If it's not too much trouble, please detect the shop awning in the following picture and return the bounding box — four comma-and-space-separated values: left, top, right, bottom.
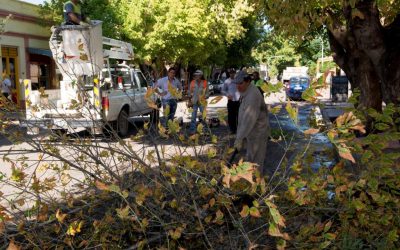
28, 48, 53, 58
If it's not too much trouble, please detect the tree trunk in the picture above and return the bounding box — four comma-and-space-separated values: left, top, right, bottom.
326, 0, 400, 129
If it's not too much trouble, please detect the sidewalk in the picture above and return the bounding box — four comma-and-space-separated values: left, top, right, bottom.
315, 85, 400, 151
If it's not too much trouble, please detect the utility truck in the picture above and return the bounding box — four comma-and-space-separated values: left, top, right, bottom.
23, 21, 158, 136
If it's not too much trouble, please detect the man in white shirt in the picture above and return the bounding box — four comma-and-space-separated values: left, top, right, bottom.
154, 67, 182, 126
1, 73, 12, 100
222, 69, 240, 134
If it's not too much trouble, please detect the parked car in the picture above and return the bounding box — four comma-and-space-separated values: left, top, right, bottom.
285, 76, 310, 100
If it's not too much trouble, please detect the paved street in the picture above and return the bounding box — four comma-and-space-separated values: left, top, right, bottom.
0, 89, 336, 211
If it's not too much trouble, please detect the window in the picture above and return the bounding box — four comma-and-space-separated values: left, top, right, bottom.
103, 68, 132, 89
30, 63, 50, 90
135, 71, 148, 88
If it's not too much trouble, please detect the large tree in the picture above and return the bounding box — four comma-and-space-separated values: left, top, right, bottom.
40, 0, 254, 69
253, 32, 298, 78
264, 0, 400, 112
118, 0, 253, 68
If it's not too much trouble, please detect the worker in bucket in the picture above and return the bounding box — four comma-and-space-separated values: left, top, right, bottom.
64, 0, 90, 26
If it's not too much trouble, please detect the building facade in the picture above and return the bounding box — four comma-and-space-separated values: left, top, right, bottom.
0, 0, 57, 106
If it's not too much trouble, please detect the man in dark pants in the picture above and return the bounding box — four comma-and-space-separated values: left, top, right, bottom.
222, 69, 240, 134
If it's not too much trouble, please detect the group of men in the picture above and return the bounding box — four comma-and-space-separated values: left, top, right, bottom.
62, 1, 270, 174
154, 68, 208, 135
154, 67, 270, 174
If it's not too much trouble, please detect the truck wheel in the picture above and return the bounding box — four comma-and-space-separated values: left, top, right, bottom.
117, 109, 129, 137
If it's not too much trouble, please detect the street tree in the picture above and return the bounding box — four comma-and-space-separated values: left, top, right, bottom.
253, 32, 298, 78
39, 0, 123, 38
117, 0, 253, 68
264, 0, 400, 113
40, 0, 255, 75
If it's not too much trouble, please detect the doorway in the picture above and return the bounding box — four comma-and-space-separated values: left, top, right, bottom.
1, 46, 19, 104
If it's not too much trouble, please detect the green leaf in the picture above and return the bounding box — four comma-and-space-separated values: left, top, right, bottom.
361, 150, 373, 164
352, 198, 366, 211
285, 102, 298, 124
116, 206, 130, 220
319, 241, 332, 249
268, 222, 283, 237
368, 178, 379, 191
108, 184, 121, 194
267, 204, 285, 227
301, 87, 316, 102
375, 123, 390, 131
270, 105, 282, 115
387, 229, 399, 242
249, 207, 261, 217
324, 232, 337, 240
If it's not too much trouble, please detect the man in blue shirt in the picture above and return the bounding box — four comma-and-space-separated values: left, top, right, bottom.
63, 0, 90, 26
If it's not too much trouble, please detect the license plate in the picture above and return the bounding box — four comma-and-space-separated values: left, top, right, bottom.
294, 85, 302, 90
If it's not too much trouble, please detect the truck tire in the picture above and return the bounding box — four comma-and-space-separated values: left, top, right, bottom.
117, 109, 129, 137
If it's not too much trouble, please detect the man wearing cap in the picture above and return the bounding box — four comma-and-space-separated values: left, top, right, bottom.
233, 71, 270, 174
155, 67, 182, 126
188, 70, 208, 134
222, 69, 240, 134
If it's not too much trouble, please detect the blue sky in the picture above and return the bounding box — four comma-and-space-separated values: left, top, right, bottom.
20, 0, 46, 5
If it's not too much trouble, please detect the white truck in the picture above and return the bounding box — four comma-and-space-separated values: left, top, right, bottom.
282, 66, 309, 83
23, 21, 158, 136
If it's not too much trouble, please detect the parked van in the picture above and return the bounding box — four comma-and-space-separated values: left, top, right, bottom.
285, 76, 310, 100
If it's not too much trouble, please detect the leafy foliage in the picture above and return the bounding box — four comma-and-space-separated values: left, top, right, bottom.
40, 0, 255, 67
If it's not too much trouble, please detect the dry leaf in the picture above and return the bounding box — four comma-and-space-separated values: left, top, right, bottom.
56, 209, 67, 223
249, 207, 261, 218
0, 222, 5, 235
209, 96, 223, 104
338, 143, 355, 163
240, 205, 249, 218
7, 240, 21, 250
304, 128, 320, 135
95, 181, 108, 191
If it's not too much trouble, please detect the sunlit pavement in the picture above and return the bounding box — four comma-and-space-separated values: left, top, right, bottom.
0, 89, 339, 210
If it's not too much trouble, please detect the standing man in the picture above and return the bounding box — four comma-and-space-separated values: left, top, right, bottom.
233, 71, 270, 175
155, 67, 182, 126
64, 0, 90, 26
188, 70, 208, 134
222, 69, 240, 134
1, 73, 12, 100
252, 71, 265, 96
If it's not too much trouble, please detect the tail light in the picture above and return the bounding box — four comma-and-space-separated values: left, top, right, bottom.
117, 76, 123, 89
102, 96, 109, 112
